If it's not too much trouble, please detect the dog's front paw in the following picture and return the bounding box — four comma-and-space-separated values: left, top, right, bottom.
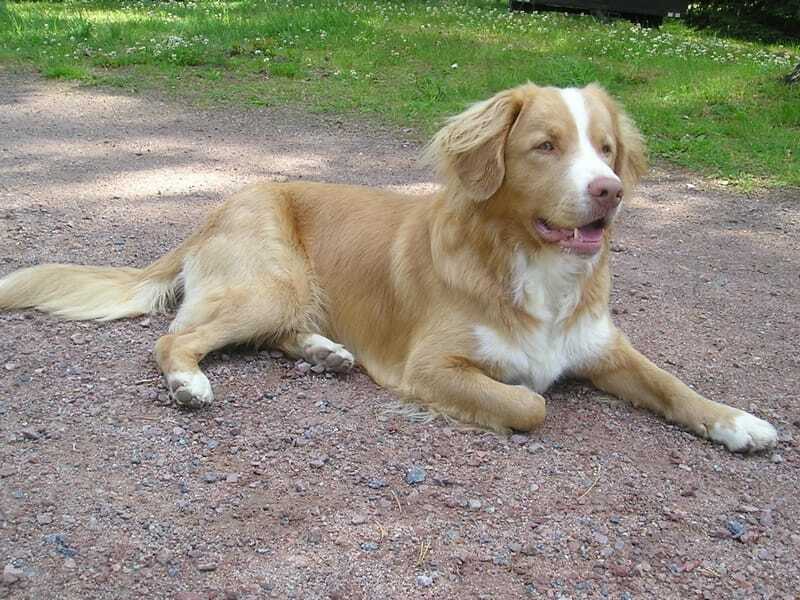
709, 410, 777, 453
167, 371, 214, 409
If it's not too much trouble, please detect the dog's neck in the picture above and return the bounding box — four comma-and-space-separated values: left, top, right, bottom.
428, 191, 610, 328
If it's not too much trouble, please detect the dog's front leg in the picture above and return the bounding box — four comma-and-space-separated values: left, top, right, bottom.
408, 356, 546, 432
582, 330, 777, 453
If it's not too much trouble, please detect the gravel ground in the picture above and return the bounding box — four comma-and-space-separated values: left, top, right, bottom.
1, 71, 798, 600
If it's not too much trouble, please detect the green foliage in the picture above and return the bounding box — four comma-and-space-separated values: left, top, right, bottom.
0, 0, 798, 188
687, 1, 800, 42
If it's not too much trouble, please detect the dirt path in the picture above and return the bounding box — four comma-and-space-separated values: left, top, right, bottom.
1, 71, 798, 600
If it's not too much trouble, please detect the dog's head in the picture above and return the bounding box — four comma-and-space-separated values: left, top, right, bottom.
426, 83, 647, 257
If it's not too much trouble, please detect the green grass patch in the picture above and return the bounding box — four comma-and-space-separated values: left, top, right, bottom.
1, 0, 798, 189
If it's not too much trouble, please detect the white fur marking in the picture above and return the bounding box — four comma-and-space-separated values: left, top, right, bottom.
709, 411, 778, 453
167, 370, 214, 407
560, 88, 619, 199
474, 252, 612, 393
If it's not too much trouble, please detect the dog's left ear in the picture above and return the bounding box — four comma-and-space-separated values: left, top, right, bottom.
424, 88, 524, 201
614, 110, 648, 193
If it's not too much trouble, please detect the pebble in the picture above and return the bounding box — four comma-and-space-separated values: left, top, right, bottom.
510, 434, 529, 446
156, 549, 173, 565
3, 564, 24, 585
770, 453, 783, 464
351, 514, 368, 525
726, 519, 746, 538
416, 574, 433, 588
366, 478, 387, 489
63, 557, 77, 569
468, 498, 482, 510
173, 426, 186, 437
4, 362, 17, 371
309, 454, 328, 468
36, 512, 53, 525
203, 472, 221, 483
295, 361, 311, 375
526, 443, 545, 454
21, 427, 41, 441
360, 542, 379, 552
196, 562, 218, 572
70, 333, 86, 345
405, 465, 426, 485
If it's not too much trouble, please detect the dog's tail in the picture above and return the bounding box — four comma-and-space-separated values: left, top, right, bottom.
0, 246, 186, 321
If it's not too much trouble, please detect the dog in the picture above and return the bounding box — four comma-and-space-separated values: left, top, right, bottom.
0, 82, 777, 453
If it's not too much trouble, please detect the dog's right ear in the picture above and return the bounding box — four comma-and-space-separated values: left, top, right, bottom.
424, 89, 524, 201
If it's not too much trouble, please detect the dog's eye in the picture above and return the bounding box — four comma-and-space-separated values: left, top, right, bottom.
537, 141, 555, 152
602, 144, 613, 155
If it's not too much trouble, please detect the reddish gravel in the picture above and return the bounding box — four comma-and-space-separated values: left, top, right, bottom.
1, 70, 798, 600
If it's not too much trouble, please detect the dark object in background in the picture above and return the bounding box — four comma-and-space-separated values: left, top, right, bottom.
508, 0, 688, 27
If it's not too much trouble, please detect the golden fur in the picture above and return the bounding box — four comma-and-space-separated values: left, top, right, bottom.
0, 83, 777, 452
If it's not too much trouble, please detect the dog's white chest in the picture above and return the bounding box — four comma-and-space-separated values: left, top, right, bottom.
473, 253, 613, 393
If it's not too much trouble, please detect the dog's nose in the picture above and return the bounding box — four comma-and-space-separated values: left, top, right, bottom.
588, 177, 623, 209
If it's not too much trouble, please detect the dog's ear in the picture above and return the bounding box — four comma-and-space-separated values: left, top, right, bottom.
614, 110, 648, 194
424, 89, 524, 201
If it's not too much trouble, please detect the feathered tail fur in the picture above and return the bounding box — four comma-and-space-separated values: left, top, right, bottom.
0, 247, 185, 321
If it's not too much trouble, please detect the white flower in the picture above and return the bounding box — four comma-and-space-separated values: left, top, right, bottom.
451, 63, 458, 69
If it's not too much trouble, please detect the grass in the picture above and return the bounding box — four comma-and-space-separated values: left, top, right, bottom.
0, 0, 798, 189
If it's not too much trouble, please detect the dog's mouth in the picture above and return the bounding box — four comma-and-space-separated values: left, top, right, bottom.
534, 218, 607, 255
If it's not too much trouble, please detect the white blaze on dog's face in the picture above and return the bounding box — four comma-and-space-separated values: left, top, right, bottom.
499, 84, 645, 256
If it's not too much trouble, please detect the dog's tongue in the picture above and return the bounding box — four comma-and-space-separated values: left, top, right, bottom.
535, 220, 605, 254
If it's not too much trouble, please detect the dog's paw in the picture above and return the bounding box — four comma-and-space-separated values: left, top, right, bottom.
302, 334, 354, 373
709, 411, 777, 453
167, 371, 214, 409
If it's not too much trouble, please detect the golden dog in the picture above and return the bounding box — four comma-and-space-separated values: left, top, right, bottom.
0, 83, 777, 452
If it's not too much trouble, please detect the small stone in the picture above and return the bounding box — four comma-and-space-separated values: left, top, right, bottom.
493, 553, 510, 566
269, 351, 284, 359
508, 542, 522, 553
295, 361, 311, 375
756, 549, 770, 560
468, 498, 482, 510
21, 427, 41, 441
366, 478, 387, 489
310, 364, 326, 374
4, 362, 17, 371
526, 443, 545, 454
405, 465, 426, 485
360, 542, 379, 552
351, 514, 368, 525
156, 549, 173, 565
770, 453, 783, 464
726, 519, 746, 538
225, 473, 240, 484
70, 333, 86, 345
309, 454, 328, 468
416, 574, 433, 588
196, 561, 217, 572
2, 564, 24, 585
172, 426, 186, 437
202, 472, 221, 483
510, 434, 528, 446
0, 466, 14, 478
36, 512, 53, 525
294, 480, 307, 493
139, 318, 151, 328
63, 557, 77, 569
